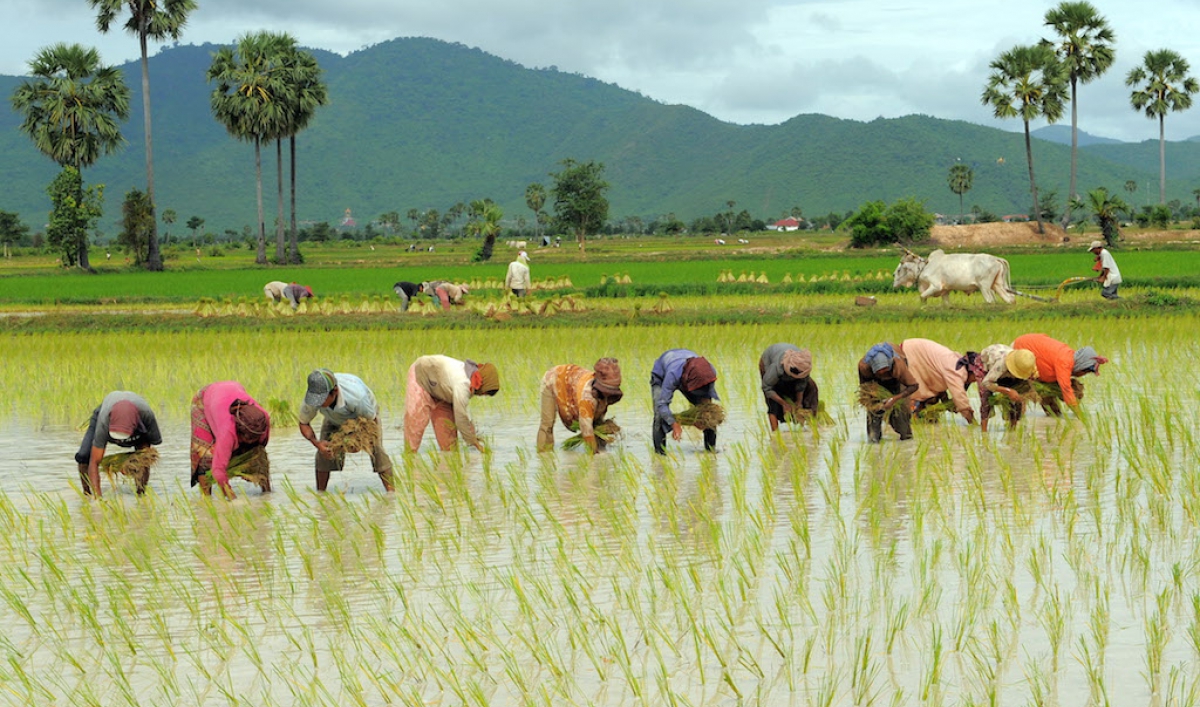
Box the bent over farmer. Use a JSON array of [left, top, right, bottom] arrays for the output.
[[977, 344, 1037, 432], [759, 343, 819, 431], [404, 355, 499, 452], [858, 342, 918, 443], [901, 338, 977, 425], [1012, 333, 1108, 415], [282, 283, 314, 309], [75, 391, 162, 497], [299, 369, 394, 492], [537, 358, 624, 453], [651, 349, 719, 455], [190, 381, 270, 500]]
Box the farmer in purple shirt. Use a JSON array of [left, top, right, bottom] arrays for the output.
[[650, 349, 719, 454]]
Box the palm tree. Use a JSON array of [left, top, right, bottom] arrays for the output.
[[1083, 187, 1128, 247], [280, 47, 327, 264], [207, 32, 292, 265], [525, 183, 546, 244], [1126, 49, 1199, 204], [468, 199, 504, 261], [88, 0, 196, 272], [981, 44, 1067, 235], [1042, 1, 1115, 228], [10, 43, 130, 270], [947, 163, 974, 224], [161, 208, 176, 245]]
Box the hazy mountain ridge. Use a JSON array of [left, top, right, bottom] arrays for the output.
[[1, 37, 1193, 231]]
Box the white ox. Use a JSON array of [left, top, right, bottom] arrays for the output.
[[892, 249, 1015, 304]]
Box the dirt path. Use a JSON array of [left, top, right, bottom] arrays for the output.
[[931, 222, 1200, 248]]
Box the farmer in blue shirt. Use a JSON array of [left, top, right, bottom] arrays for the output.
[[650, 349, 719, 454], [299, 369, 394, 492]]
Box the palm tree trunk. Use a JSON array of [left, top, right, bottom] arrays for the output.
[[1024, 121, 1044, 235], [1159, 115, 1167, 204], [1062, 77, 1079, 230], [140, 29, 163, 271], [959, 193, 964, 225], [275, 138, 285, 263], [255, 137, 267, 265], [288, 135, 300, 263]]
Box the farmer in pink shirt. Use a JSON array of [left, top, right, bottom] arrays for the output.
[[900, 338, 977, 424], [190, 381, 271, 499]]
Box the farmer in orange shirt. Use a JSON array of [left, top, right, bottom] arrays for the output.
[[536, 358, 624, 453], [1012, 333, 1108, 413]]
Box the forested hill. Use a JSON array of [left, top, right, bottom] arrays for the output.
[[2, 37, 1197, 231]]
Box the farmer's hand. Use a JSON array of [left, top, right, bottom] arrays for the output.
[[671, 422, 683, 441], [315, 440, 333, 459], [1004, 389, 1022, 403], [962, 409, 977, 425], [219, 483, 236, 501], [473, 440, 487, 452], [882, 396, 897, 410], [781, 400, 797, 415]]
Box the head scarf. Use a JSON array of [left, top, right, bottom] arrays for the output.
[[955, 351, 985, 389], [1072, 346, 1108, 375], [592, 357, 623, 398], [108, 400, 140, 440], [681, 356, 717, 392], [781, 348, 812, 379], [518, 251, 529, 264], [230, 401, 269, 443], [863, 343, 896, 373], [474, 362, 500, 396]]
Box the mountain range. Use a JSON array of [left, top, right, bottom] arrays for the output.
[[3, 37, 1199, 233]]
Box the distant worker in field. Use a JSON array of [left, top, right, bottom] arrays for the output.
[[393, 281, 422, 311], [299, 369, 394, 492], [505, 251, 531, 296], [537, 358, 624, 453], [1012, 333, 1107, 415], [1089, 241, 1122, 300], [420, 280, 468, 310], [758, 343, 819, 431], [263, 280, 288, 301], [75, 391, 162, 497], [976, 344, 1037, 432], [404, 355, 499, 452], [901, 338, 977, 424], [650, 349, 720, 454], [190, 381, 271, 499], [283, 283, 314, 309], [858, 342, 918, 443]]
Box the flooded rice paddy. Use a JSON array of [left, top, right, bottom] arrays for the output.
[[1, 316, 1198, 706]]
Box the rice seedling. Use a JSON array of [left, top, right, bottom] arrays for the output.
[[325, 417, 379, 455], [674, 401, 725, 430], [561, 419, 622, 450]]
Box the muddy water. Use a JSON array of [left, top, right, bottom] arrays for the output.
[[0, 325, 1195, 706]]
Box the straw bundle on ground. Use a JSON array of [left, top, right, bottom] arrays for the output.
[[562, 419, 622, 450], [99, 448, 158, 480], [675, 402, 726, 430], [856, 382, 891, 413], [327, 418, 379, 455]]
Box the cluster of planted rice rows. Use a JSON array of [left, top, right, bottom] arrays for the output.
[[0, 314, 1197, 706]]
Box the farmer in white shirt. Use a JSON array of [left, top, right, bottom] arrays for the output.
[[1088, 241, 1122, 300]]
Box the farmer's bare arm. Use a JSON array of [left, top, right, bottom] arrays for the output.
[[88, 446, 105, 498], [299, 421, 332, 458]]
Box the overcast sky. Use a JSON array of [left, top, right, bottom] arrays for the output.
[[5, 0, 1200, 143]]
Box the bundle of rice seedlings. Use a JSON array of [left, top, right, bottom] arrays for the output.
[[222, 447, 270, 490], [562, 419, 622, 450], [1031, 379, 1085, 403], [651, 292, 673, 314], [786, 400, 834, 426], [986, 382, 1040, 419], [99, 448, 159, 480], [782, 273, 793, 284], [266, 398, 297, 426], [856, 382, 892, 413], [327, 418, 379, 455], [914, 398, 957, 423], [675, 402, 726, 430]]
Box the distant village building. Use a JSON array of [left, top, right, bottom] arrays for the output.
[[340, 208, 357, 229], [771, 217, 802, 232]]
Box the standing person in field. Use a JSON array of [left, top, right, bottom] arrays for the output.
[[977, 344, 1038, 432], [298, 369, 394, 492], [858, 342, 918, 443], [537, 358, 624, 453], [190, 381, 271, 499], [758, 343, 819, 431], [75, 391, 162, 497], [1089, 241, 1122, 300], [404, 355, 500, 452], [393, 281, 422, 311], [505, 251, 531, 296], [282, 283, 314, 309], [901, 338, 977, 424], [650, 349, 720, 455], [1012, 333, 1108, 414]]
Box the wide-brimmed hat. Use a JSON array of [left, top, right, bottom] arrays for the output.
[[1004, 349, 1037, 380], [1088, 240, 1105, 251], [304, 369, 337, 407], [592, 357, 623, 397]]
